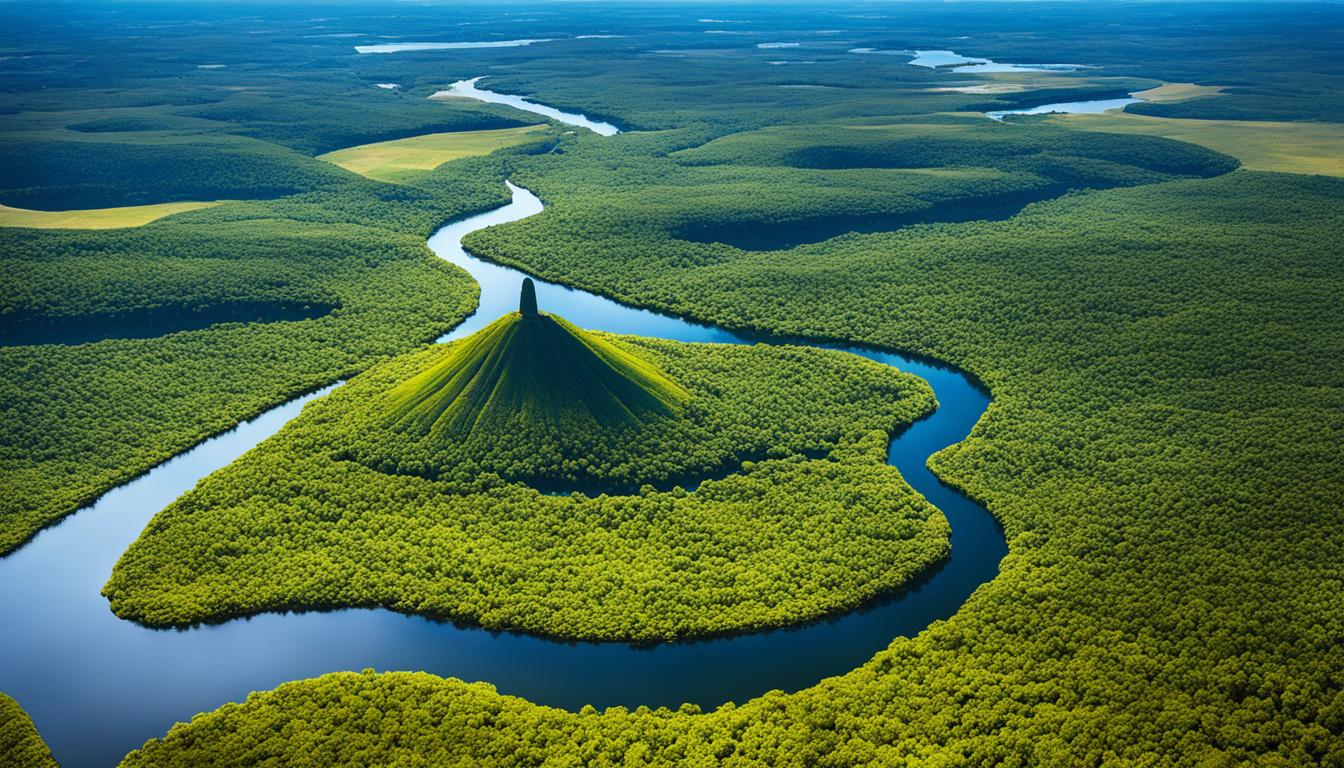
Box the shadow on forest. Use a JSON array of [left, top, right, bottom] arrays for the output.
[[0, 300, 338, 347], [674, 185, 1069, 251]]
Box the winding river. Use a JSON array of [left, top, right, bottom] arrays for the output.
[[0, 100, 1005, 768]]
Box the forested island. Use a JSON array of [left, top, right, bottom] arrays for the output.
[[104, 284, 947, 642]]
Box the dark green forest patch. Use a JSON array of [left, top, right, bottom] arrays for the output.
[[673, 183, 1066, 251], [0, 136, 358, 211], [469, 120, 1238, 263], [0, 300, 339, 347], [676, 122, 1239, 180]]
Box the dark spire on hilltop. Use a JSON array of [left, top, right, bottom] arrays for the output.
[[520, 277, 538, 317]]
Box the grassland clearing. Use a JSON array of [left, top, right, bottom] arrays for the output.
[[317, 125, 547, 182], [1132, 82, 1227, 103], [1050, 112, 1344, 176], [0, 201, 223, 229]]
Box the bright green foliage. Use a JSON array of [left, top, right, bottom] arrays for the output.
[[0, 694, 57, 768], [383, 312, 686, 438], [348, 318, 924, 490], [104, 333, 943, 640], [456, 170, 1344, 764], [354, 309, 691, 488]]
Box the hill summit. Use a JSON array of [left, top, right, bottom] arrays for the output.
[[336, 277, 927, 491], [383, 279, 687, 439]]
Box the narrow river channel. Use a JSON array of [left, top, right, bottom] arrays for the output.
[[0, 96, 1006, 768]]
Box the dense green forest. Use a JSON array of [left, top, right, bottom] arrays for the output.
[[117, 169, 1344, 768], [0, 695, 57, 768], [2, 2, 1342, 766], [0, 159, 542, 554], [104, 325, 945, 641], [469, 119, 1238, 256], [0, 136, 355, 211]]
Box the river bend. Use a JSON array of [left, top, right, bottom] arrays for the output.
[[0, 188, 1005, 768]]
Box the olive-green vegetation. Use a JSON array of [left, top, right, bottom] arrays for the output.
[[104, 317, 945, 640], [1049, 111, 1344, 178], [0, 694, 57, 768], [1131, 83, 1228, 103], [0, 200, 224, 229], [318, 125, 548, 183]]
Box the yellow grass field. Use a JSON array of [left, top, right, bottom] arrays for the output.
[[1051, 112, 1344, 177], [317, 125, 547, 182], [0, 200, 222, 229], [1131, 83, 1227, 103]]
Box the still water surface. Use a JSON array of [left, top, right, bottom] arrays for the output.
[[907, 49, 1085, 72], [987, 95, 1140, 120]]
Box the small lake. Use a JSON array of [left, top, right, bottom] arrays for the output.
[[986, 95, 1141, 120], [430, 77, 620, 136], [355, 39, 551, 54], [906, 49, 1086, 73]]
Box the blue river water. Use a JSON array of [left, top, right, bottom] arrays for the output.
[[0, 91, 1005, 768], [430, 77, 620, 136]]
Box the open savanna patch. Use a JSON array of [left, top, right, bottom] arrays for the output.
[[0, 201, 223, 229], [317, 125, 547, 182], [1050, 112, 1344, 177], [1131, 82, 1227, 103]]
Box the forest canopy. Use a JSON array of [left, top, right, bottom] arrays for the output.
[[103, 324, 946, 642], [1, 2, 1341, 766]]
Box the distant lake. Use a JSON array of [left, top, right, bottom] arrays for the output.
[[355, 39, 551, 53], [987, 96, 1140, 121], [849, 47, 912, 56], [905, 49, 1086, 73], [908, 49, 987, 67]]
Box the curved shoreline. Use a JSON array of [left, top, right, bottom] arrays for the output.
[[0, 182, 1005, 768], [429, 77, 621, 136]]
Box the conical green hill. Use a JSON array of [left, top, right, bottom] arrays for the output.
[[383, 280, 687, 439]]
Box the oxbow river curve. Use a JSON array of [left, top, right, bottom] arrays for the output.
[[0, 94, 1007, 768]]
